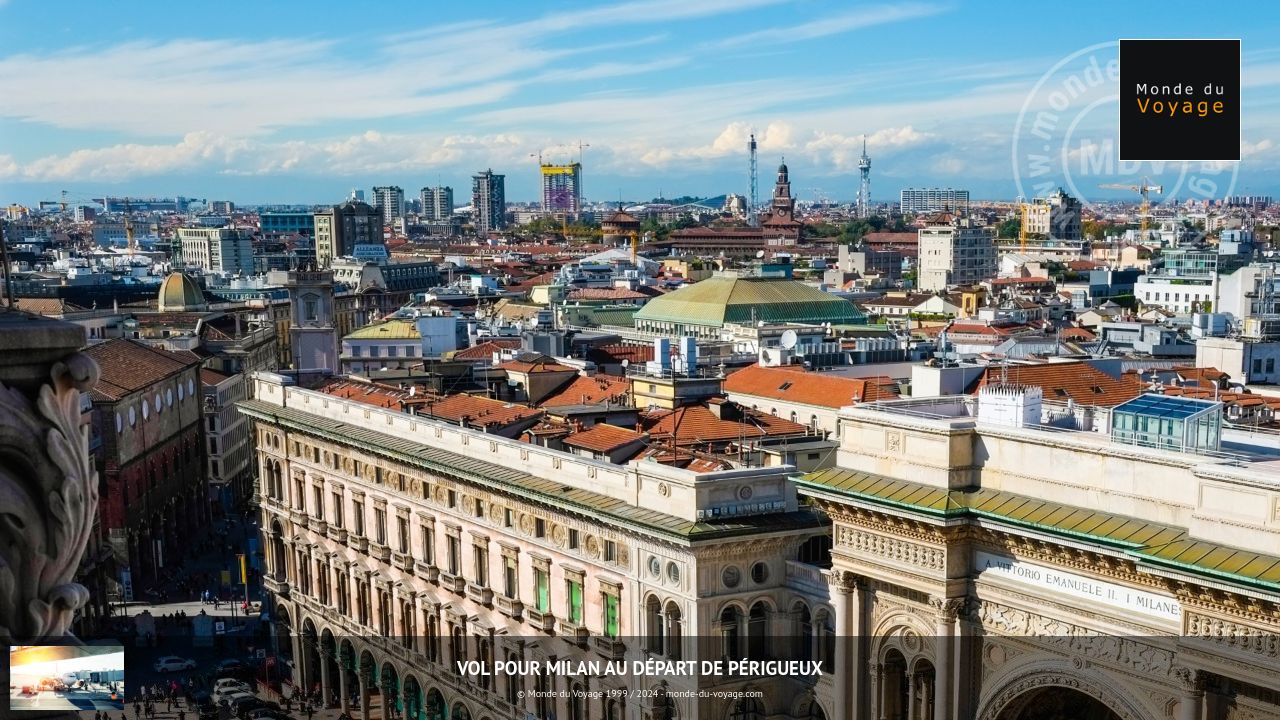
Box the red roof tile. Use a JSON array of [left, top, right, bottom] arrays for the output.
[[320, 379, 411, 409], [497, 356, 576, 374], [563, 423, 648, 453], [640, 404, 809, 445], [83, 338, 201, 401], [722, 364, 899, 408], [414, 393, 543, 428], [452, 339, 522, 361], [539, 374, 633, 408], [968, 361, 1142, 407]]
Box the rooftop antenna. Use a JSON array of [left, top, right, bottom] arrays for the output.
[[748, 132, 759, 227]]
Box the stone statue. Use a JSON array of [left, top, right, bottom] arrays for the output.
[[0, 310, 100, 641]]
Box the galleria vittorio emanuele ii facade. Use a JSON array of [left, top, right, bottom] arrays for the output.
[[244, 373, 1280, 720]]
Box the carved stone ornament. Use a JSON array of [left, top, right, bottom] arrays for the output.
[[0, 312, 100, 642]]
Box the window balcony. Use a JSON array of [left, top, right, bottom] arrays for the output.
[[416, 562, 439, 583], [557, 619, 589, 646], [370, 543, 392, 563], [439, 571, 466, 595], [593, 636, 625, 661], [495, 595, 523, 621], [524, 608, 556, 633], [466, 583, 494, 607], [327, 526, 348, 543], [263, 572, 290, 597], [349, 535, 369, 553]]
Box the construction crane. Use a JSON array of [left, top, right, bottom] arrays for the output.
[[122, 197, 136, 256], [1019, 202, 1029, 252], [1099, 177, 1162, 241]]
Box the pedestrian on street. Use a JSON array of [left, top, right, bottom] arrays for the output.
[[307, 703, 315, 720]]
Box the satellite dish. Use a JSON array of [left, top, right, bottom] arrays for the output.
[[756, 250, 766, 259], [780, 329, 799, 349], [621, 359, 630, 368]]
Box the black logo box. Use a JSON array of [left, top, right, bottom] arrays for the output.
[[1119, 39, 1240, 162]]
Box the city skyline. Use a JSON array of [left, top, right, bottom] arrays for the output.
[[1, 0, 1278, 205]]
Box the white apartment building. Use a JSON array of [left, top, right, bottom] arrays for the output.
[[243, 372, 834, 720], [177, 226, 254, 275], [202, 368, 253, 508], [899, 188, 969, 214], [373, 186, 405, 226], [421, 187, 454, 222], [917, 216, 997, 291]]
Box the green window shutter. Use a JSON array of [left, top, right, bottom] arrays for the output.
[[536, 570, 550, 612], [569, 581, 583, 624], [605, 594, 620, 638]]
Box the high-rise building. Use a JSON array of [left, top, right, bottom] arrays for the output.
[[372, 186, 405, 225], [917, 214, 997, 291], [1022, 188, 1082, 243], [176, 226, 254, 274], [472, 169, 507, 234], [421, 186, 454, 221], [208, 200, 235, 214], [313, 200, 383, 267], [540, 163, 581, 215], [899, 188, 970, 214]]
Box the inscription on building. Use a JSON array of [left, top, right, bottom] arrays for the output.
[[975, 551, 1181, 622]]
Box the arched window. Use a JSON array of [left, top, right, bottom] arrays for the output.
[[793, 602, 812, 663], [569, 682, 586, 720], [748, 602, 769, 660], [790, 411, 798, 423], [664, 601, 683, 660], [719, 606, 742, 659], [646, 596, 664, 654]]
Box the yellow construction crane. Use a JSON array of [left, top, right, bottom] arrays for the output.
[[1019, 202, 1029, 252], [1099, 177, 1162, 241]]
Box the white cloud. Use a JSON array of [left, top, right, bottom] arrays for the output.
[[711, 3, 947, 49]]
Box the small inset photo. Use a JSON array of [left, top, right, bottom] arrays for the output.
[[9, 644, 126, 713]]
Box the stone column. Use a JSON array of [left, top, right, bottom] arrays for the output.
[[869, 662, 883, 720], [1176, 667, 1204, 720], [359, 671, 371, 720], [905, 671, 918, 720], [824, 570, 854, 720], [290, 623, 306, 696], [339, 660, 350, 715], [930, 597, 961, 720]]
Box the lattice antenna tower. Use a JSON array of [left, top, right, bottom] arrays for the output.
[[857, 134, 872, 218]]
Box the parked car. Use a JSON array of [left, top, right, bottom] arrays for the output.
[[154, 656, 197, 673], [232, 696, 279, 720], [195, 696, 220, 720], [214, 678, 251, 693], [214, 688, 255, 706]]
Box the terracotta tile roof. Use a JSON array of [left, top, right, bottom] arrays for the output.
[[1169, 366, 1229, 388], [1058, 327, 1097, 341], [563, 423, 648, 453], [967, 361, 1143, 407], [452, 339, 522, 361], [863, 293, 932, 308], [1068, 260, 1102, 271], [539, 374, 633, 408], [640, 404, 810, 445], [83, 338, 201, 401], [200, 368, 230, 387], [497, 356, 576, 374], [320, 379, 411, 409], [722, 364, 899, 409], [415, 393, 543, 428], [585, 343, 655, 367]]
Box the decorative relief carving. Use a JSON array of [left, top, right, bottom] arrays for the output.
[[1185, 613, 1280, 659], [838, 526, 945, 571], [0, 352, 100, 641], [975, 600, 1174, 677], [885, 431, 902, 453]]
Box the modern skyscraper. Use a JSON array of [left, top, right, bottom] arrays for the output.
[[421, 186, 454, 221], [313, 200, 383, 267], [472, 169, 507, 234], [372, 186, 404, 225], [540, 162, 581, 215], [900, 188, 971, 214]]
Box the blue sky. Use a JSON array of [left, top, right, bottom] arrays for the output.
[[0, 0, 1278, 206]]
